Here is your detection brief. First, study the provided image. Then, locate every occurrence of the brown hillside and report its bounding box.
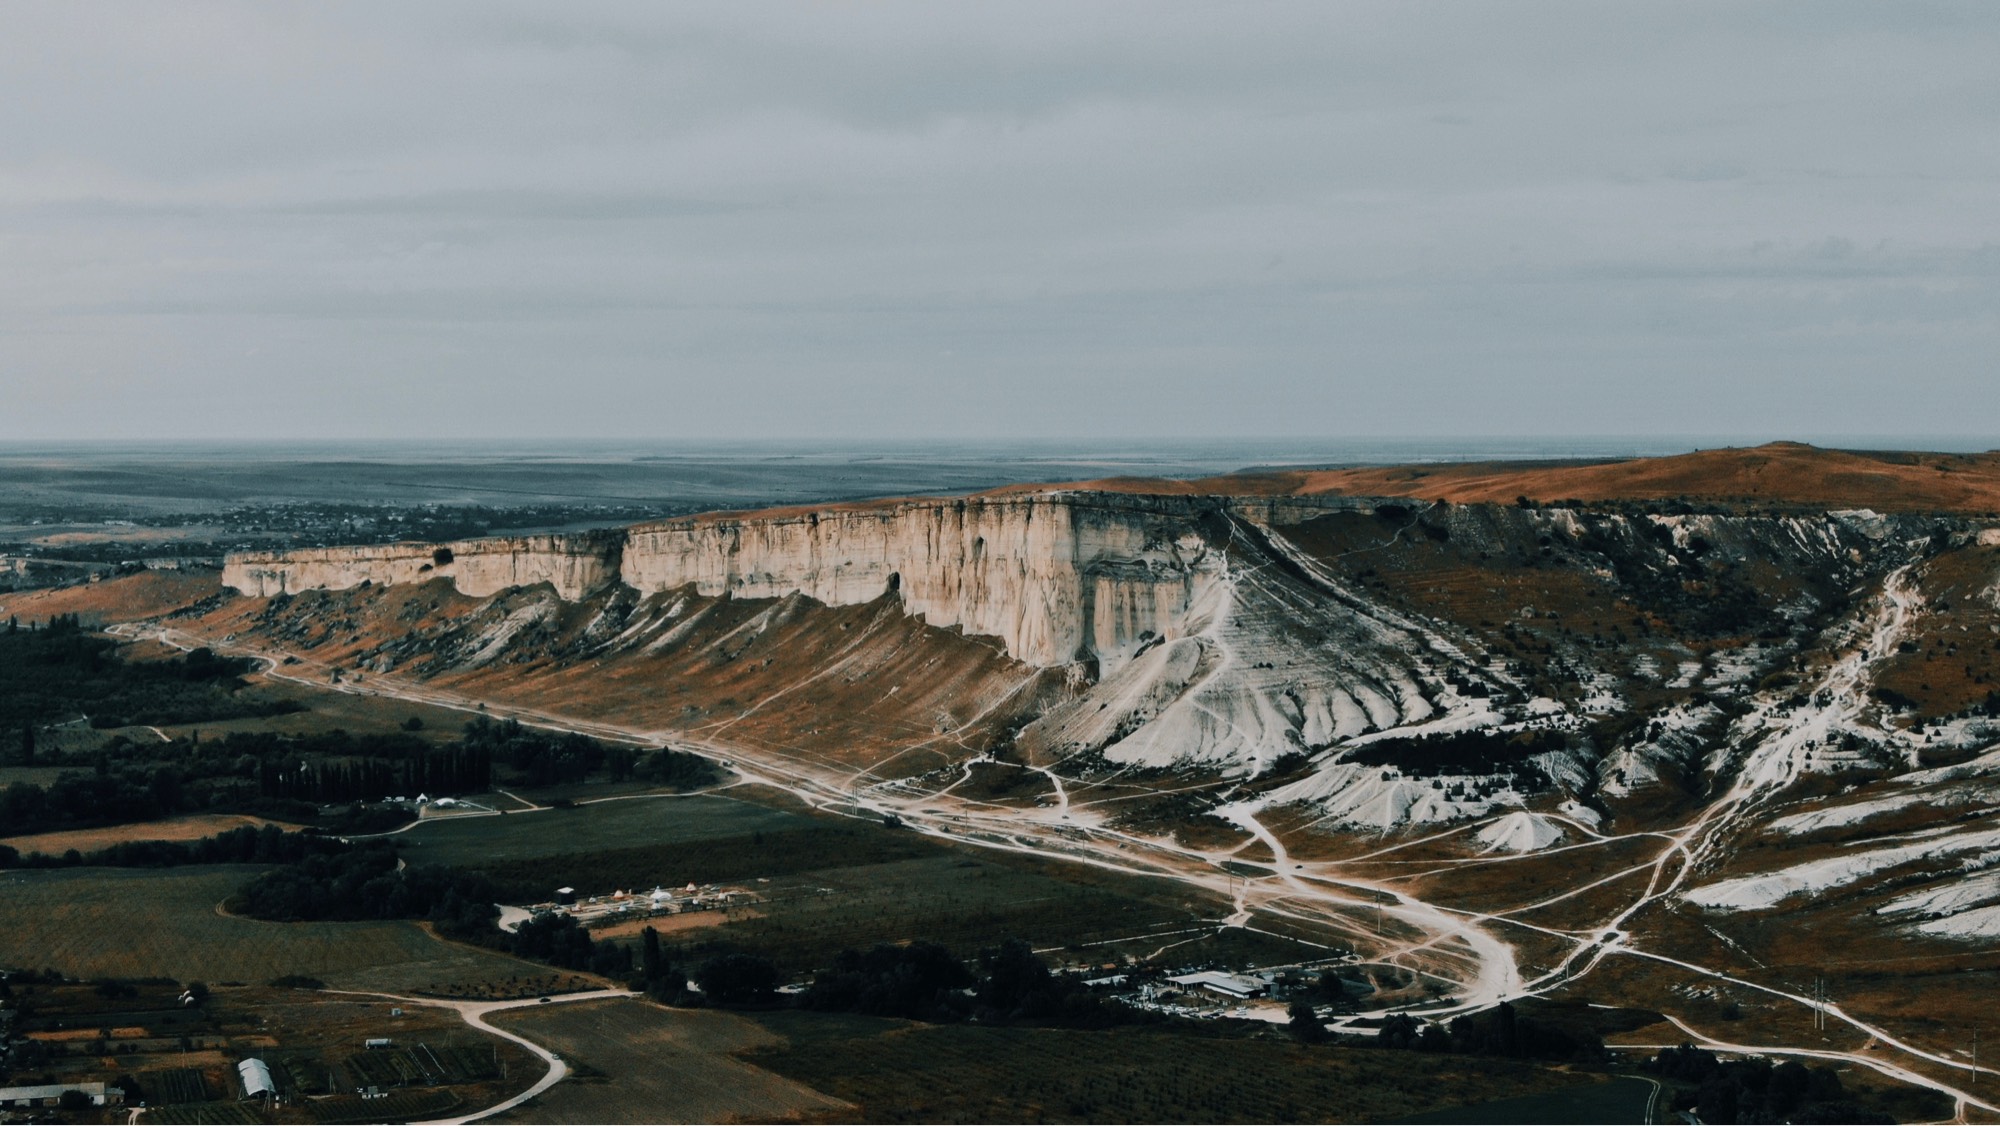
[0,570,220,626]
[991,443,2000,514]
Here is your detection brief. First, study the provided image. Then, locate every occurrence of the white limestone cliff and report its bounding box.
[621,496,1228,671]
[223,495,1327,674]
[224,532,623,602]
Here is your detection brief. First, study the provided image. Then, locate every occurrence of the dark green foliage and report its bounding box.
[269,975,326,989]
[315,802,418,835]
[458,824,926,903]
[640,925,663,982]
[246,730,492,803]
[804,941,974,1021]
[634,747,720,789]
[1374,1003,1600,1062]
[229,845,633,976]
[0,823,348,870]
[1345,729,1565,784]
[1872,686,1919,712]
[231,843,479,923]
[0,727,492,838]
[1287,999,1326,1043]
[633,926,687,1001]
[511,914,595,970]
[461,715,604,788]
[694,953,779,1004]
[0,617,299,731]
[1648,1044,1891,1125]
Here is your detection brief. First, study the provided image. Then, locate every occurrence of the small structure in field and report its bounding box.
[0,1082,122,1108]
[238,1058,276,1100]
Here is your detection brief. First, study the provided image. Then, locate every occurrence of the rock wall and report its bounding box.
[220,493,1384,671]
[622,496,1234,670]
[223,532,623,602]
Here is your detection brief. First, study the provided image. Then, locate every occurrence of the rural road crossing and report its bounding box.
[323,986,638,1125]
[111,592,2000,1115]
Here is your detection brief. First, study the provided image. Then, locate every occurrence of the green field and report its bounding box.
[398,793,804,867]
[659,853,1211,972]
[742,1011,1592,1124]
[490,998,846,1124]
[0,866,539,995]
[398,792,1233,972]
[1387,1076,1657,1125]
[464,823,937,901]
[147,675,475,743]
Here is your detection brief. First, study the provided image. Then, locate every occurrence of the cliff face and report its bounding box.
[208,490,1952,817]
[223,494,1362,673]
[623,496,1241,670]
[224,532,624,603]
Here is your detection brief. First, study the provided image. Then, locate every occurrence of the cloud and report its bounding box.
[0,1,1997,441]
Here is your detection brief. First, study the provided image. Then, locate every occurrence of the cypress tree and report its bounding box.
[641,926,662,983]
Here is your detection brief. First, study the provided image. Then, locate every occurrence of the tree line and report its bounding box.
[1,615,298,738]
[0,823,347,870]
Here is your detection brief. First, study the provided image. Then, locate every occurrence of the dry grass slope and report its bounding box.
[998,442,2000,514]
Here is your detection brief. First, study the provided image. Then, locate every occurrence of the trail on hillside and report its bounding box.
[110,563,2000,1112]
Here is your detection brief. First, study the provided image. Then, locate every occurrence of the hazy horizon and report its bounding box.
[6,3,1998,443]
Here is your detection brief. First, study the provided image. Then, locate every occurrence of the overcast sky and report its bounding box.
[3,2,1997,443]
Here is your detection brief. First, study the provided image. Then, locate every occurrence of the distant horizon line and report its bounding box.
[3,433,1997,450]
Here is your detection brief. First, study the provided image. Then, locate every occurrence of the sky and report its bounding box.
[2,2,1997,444]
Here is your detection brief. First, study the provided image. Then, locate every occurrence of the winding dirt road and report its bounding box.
[110,567,2000,1116]
[322,987,639,1125]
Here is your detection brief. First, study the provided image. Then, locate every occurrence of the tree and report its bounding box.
[976,939,1053,1016]
[694,954,777,1005]
[1287,999,1325,1043]
[18,724,32,766]
[806,942,973,1021]
[640,926,662,983]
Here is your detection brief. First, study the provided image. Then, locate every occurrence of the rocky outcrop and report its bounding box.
[222,494,1371,673]
[214,489,1942,801]
[224,531,624,602]
[622,496,1248,671]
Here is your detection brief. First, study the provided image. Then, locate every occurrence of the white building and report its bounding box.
[1166,971,1268,999]
[0,1082,122,1108]
[238,1058,276,1099]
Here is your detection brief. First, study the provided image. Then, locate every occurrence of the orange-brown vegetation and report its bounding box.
[1870,542,2000,718]
[999,442,2000,514]
[0,569,219,625]
[175,578,1063,783]
[2,813,303,856]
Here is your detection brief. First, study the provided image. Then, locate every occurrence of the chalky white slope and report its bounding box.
[1020,516,1496,781]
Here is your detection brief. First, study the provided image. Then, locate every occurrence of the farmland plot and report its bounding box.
[744,1013,1594,1124]
[0,866,533,993]
[398,793,803,867]
[489,998,846,1125]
